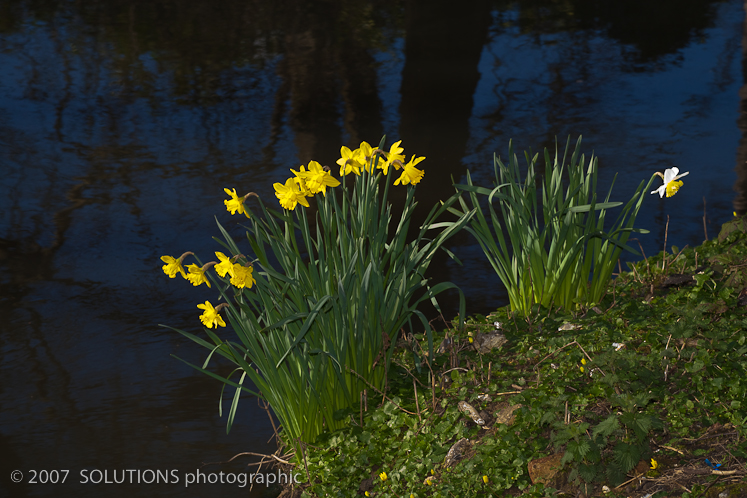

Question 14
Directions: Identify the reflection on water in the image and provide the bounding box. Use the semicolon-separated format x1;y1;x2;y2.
0;1;744;496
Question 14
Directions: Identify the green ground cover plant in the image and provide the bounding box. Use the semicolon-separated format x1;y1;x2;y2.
278;218;747;498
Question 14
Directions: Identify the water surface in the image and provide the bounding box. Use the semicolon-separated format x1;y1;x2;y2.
1;1;745;496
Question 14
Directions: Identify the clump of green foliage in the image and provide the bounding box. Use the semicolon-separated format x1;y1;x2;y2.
442;137;656;317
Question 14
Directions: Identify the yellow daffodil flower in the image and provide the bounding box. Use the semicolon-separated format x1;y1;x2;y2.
293;160;340;196
214;252;236;278
223;188;251;218
185;263;211;288
650;458;658;470
379;471;387;482
359;141;375;172
161;255;187;279
274;178;310;210
230;264;256;289
290;165;313;197
651;167;689;198
378;140;405;175
197;301;226;328
337;146;363;176
394;155;425;186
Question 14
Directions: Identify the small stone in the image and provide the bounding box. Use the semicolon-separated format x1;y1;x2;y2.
473;332;507;353
443;438;471;468
527;453;563;485
493;404;522;425
458;401;485;425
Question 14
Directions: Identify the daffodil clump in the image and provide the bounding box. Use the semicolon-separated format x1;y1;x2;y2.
443;136;691;317
160;137;471;455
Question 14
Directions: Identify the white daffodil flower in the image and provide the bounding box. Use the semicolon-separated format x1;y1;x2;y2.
651;167;689;198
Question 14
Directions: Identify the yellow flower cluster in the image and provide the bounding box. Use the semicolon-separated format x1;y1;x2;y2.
262;140;425;211
160;251;256;328
164;139;424;328
339;140;426;186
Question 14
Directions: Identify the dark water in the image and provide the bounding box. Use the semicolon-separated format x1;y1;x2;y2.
1;1;745;496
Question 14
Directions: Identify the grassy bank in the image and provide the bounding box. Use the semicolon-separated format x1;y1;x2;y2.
275;218;747;498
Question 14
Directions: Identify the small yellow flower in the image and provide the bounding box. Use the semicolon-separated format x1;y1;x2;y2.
214;252;236;278
424;476;435;486
379;471;387;482
365;492;370;497
273;178;310;210
468;337;474;343
430;469;435;475
650;458;659;470
482;475;489;484
651;167;689;198
581;358;587;365
293;160;340;196
579;366;585;373
289;165;312;196
359;141;375;172
185;263;211;288
378;140;405;175
161;255;187;279
197;301;226;328
394;155;425;186
337;146;363;176
230;264;256;289
223;188;251;218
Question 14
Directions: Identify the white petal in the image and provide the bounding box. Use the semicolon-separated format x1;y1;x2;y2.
651;185;666;198
663;167;679;183
673;171;689;181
